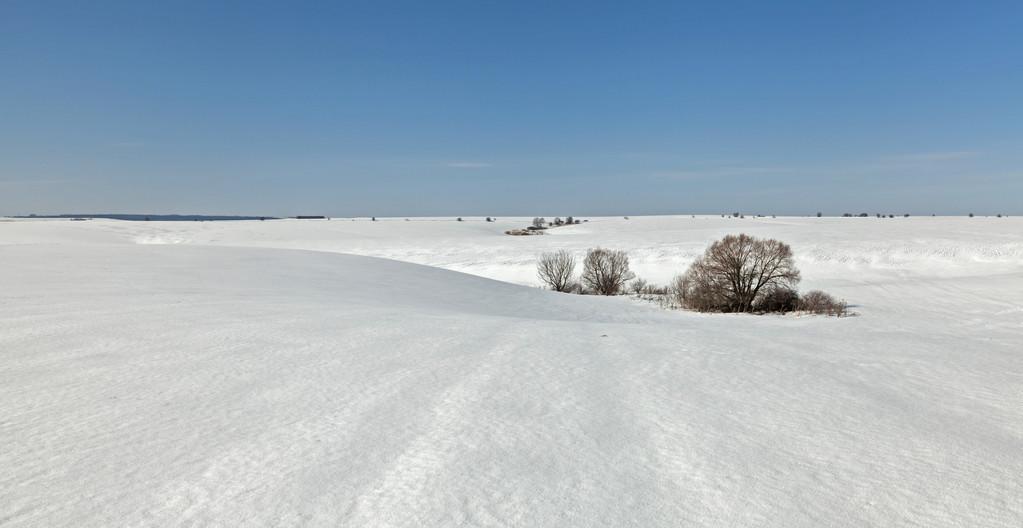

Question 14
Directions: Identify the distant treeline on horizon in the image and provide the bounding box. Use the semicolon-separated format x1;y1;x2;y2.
13;214;278;221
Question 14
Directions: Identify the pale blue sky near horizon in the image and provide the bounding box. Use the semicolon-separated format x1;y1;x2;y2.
2;1;1021;216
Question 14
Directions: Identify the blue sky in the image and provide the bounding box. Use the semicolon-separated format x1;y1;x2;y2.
2;1;1021;216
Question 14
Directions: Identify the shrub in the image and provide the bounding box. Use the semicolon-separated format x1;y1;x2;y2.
676;269;728;312
680;234;800;313
799;290;848;316
532;217;546;228
629;277;648;295
536;250;576;292
753;287;800;313
644;284;666;295
664;274;687;308
581;248;634;295
506;229;543;236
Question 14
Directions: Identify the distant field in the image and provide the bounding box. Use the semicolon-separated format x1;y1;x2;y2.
28;214;1023;285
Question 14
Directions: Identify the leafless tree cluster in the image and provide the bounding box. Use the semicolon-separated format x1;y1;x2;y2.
529;216;581;229
671;234;848;316
798;290;848;316
536;248;636;296
535;234;849;316
536;250;577;292
679;233;801;313
581;248;635;295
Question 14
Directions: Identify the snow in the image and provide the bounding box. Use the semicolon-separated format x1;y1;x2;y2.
2;216;1021;527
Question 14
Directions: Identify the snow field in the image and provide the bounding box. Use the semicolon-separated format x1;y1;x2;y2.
1;216;1021;527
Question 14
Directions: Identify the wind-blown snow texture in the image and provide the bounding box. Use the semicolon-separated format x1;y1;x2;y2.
2;216;1021;527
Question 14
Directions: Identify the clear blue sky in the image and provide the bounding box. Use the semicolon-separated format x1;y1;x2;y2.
2;1;1021;216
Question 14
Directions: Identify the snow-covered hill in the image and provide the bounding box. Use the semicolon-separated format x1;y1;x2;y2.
2;217;1021;527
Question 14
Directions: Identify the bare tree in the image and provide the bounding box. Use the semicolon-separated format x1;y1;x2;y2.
629;277;648;295
581;248;635;295
680;234;800;312
532;217;546;228
664;274;687;308
536;250;576;292
677;263;729;312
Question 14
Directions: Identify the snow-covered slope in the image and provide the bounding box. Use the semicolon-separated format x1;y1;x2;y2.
26;214;1023;285
1;218;1021;527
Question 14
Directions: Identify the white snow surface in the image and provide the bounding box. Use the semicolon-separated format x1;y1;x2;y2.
2;216;1021;527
